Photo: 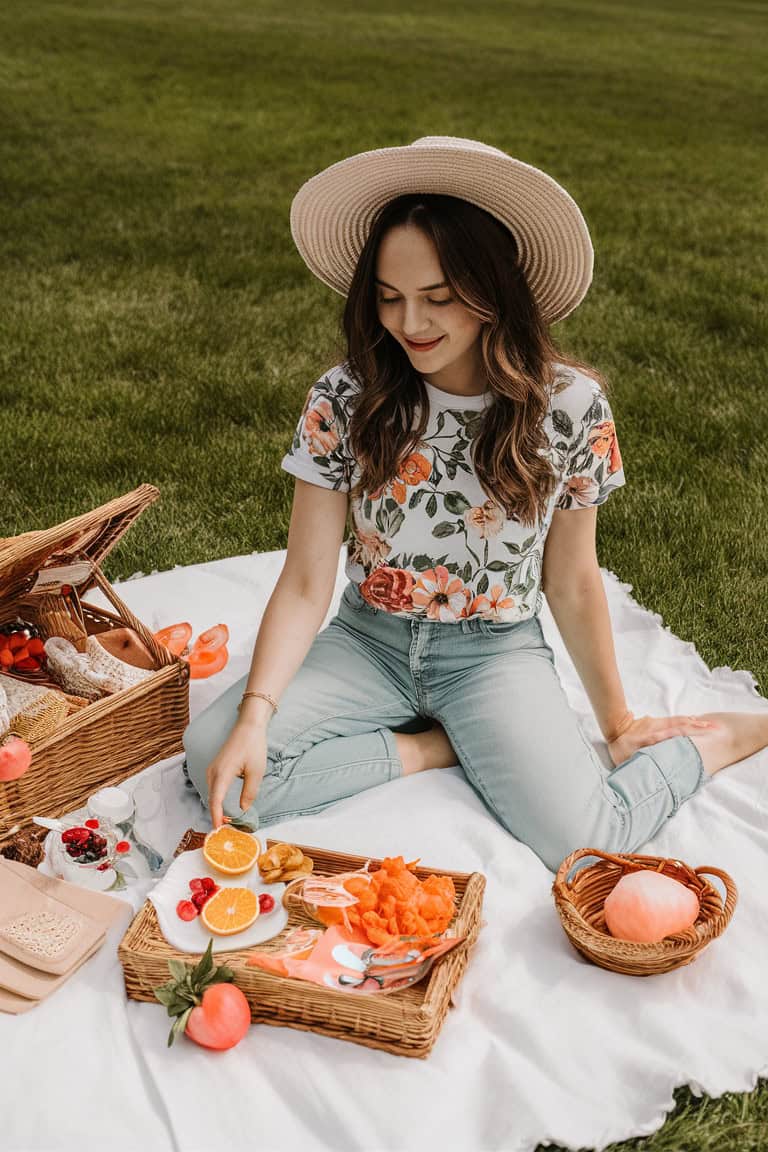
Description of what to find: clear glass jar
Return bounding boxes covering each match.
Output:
[49,818,120,891]
[88,783,166,877]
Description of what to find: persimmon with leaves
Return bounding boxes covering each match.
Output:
[153,939,251,1049]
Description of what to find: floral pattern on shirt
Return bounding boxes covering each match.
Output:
[281,362,626,623]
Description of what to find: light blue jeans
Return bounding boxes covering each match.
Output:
[182,580,707,872]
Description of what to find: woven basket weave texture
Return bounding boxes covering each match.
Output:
[0,486,189,843]
[119,832,486,1059]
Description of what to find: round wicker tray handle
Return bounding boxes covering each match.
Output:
[558,848,666,892]
[691,866,739,936]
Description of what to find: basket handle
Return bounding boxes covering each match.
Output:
[693,865,739,926]
[557,847,657,893]
[555,851,738,925]
[87,567,178,671]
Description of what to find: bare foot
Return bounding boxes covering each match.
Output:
[687,711,768,777]
[394,723,459,776]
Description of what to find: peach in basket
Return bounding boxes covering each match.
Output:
[603,869,700,943]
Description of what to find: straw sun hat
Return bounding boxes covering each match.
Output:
[290,135,594,325]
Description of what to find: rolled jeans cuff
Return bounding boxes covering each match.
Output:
[647,734,707,811]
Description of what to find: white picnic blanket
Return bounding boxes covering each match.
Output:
[2,546,767,1152]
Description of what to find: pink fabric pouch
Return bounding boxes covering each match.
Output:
[246,922,466,994]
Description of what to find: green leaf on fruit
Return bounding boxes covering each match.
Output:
[156,938,238,1050]
[153,984,179,1008]
[168,1006,193,1048]
[168,959,188,983]
[191,942,214,984]
[210,965,235,984]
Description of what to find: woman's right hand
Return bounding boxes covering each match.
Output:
[205,721,267,830]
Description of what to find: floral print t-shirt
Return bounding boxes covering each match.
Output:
[280,361,625,623]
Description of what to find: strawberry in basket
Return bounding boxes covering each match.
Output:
[0,622,47,674]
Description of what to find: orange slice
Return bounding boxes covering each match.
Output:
[203,827,261,875]
[201,887,259,935]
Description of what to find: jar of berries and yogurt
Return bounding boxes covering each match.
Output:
[49,818,121,891]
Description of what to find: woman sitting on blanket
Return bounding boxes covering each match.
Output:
[183,136,768,872]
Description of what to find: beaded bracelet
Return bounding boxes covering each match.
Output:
[237,690,279,715]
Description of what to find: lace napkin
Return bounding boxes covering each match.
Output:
[44,634,154,698]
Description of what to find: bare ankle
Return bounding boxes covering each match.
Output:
[394,731,420,776]
[394,723,458,776]
[688,711,768,777]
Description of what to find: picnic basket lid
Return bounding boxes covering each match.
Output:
[0,484,160,603]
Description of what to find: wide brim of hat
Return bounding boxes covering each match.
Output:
[290,141,594,325]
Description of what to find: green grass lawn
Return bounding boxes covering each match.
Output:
[1,1,766,1146]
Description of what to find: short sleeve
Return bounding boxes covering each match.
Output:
[280,365,359,492]
[549,371,626,510]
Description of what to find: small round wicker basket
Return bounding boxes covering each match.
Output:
[552,848,738,976]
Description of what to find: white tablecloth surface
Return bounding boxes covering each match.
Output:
[2,547,766,1152]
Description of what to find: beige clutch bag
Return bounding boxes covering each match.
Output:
[0,858,128,1013]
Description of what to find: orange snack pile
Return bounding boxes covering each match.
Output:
[315,856,456,948]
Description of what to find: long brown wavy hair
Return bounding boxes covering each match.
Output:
[325,193,609,529]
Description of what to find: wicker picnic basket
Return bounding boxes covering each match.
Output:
[118,831,486,1059]
[0,485,189,844]
[552,847,737,976]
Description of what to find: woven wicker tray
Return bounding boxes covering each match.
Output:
[118,830,486,1058]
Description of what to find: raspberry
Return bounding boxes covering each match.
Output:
[258,893,275,914]
[201,877,217,894]
[14,657,40,671]
[189,878,205,894]
[176,900,198,921]
[191,891,208,909]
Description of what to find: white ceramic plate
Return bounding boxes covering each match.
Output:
[148,848,288,954]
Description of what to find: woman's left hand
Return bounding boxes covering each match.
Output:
[607,713,721,768]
